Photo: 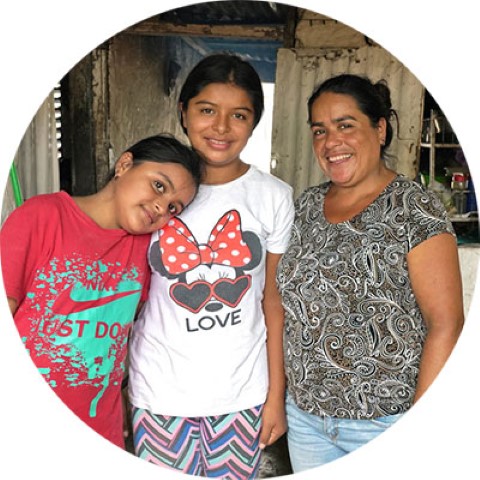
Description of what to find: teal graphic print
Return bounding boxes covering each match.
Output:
[21,255,142,417]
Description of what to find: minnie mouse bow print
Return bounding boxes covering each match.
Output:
[150,210,262,313]
[160,210,252,274]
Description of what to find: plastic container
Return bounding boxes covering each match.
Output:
[466,178,478,212]
[451,172,469,190]
[452,190,468,214]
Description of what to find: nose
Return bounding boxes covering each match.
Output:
[153,198,169,219]
[151,199,174,228]
[324,129,342,149]
[212,112,230,134]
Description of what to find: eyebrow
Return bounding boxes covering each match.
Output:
[311,114,357,128]
[193,99,254,114]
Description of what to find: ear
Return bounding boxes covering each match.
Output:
[179,102,187,130]
[377,117,387,141]
[114,152,134,178]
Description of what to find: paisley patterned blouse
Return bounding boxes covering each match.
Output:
[277,175,455,419]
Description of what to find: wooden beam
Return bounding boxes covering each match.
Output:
[124,20,284,40]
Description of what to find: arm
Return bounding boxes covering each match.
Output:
[1,199,41,315]
[135,300,145,317]
[8,297,18,315]
[122,299,146,438]
[259,252,287,449]
[407,233,464,403]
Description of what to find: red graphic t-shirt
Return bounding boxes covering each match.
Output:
[0,192,151,448]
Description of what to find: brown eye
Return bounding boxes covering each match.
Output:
[312,128,325,137]
[154,181,165,193]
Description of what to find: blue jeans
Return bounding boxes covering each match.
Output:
[286,394,403,472]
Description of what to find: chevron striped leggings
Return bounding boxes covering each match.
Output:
[131,405,263,478]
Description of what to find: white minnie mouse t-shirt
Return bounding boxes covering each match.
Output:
[128,166,294,417]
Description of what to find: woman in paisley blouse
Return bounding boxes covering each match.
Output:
[277,73,464,472]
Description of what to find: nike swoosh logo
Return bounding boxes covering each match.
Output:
[51,284,141,315]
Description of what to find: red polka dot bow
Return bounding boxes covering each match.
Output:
[159,210,252,275]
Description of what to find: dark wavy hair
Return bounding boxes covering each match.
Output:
[178,53,264,134]
[308,73,398,156]
[107,134,204,188]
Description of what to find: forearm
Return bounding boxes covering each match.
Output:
[261,271,288,447]
[7,297,18,315]
[407,233,465,403]
[259,252,290,447]
[414,320,463,403]
[262,252,287,401]
[265,310,286,401]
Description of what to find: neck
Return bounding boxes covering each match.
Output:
[324,168,397,224]
[329,167,396,200]
[202,161,250,185]
[73,183,117,229]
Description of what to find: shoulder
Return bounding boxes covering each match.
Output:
[297,182,328,203]
[390,175,435,197]
[249,167,293,195]
[390,175,446,210]
[23,191,70,208]
[1,192,71,243]
[6,192,68,221]
[388,176,453,239]
[391,175,424,192]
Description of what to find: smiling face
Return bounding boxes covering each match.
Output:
[113,155,197,234]
[180,82,255,170]
[310,92,387,188]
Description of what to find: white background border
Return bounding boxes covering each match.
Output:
[1,1,478,478]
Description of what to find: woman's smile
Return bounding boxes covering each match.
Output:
[326,153,352,163]
[311,92,386,187]
[205,137,232,150]
[182,82,254,169]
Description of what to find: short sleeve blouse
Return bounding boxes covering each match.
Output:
[277,175,455,419]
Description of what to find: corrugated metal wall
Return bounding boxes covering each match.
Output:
[271,46,425,198]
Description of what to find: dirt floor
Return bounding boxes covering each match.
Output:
[257,435,293,478]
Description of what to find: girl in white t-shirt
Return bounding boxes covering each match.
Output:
[128,53,294,478]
